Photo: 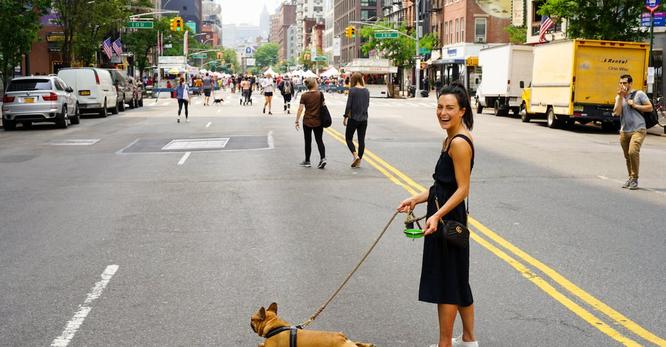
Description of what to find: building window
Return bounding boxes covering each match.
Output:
[448,21,453,44]
[361,9,376,20]
[460,17,464,42]
[474,17,487,43]
[361,0,377,6]
[455,18,459,43]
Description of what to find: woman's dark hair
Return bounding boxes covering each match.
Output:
[350,72,365,87]
[438,82,474,130]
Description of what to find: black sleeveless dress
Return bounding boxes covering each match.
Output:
[418,134,474,306]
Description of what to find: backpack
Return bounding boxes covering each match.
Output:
[283,81,292,94]
[630,91,658,129]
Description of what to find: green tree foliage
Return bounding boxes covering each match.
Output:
[254,43,279,69]
[124,17,173,78]
[359,21,437,68]
[0,0,49,88]
[539,0,646,41]
[505,25,527,44]
[223,48,239,73]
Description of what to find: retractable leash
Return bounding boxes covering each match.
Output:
[297,211,400,328]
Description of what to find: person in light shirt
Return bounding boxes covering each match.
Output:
[262,74,275,115]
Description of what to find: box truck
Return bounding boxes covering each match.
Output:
[520,39,649,131]
[476,44,534,116]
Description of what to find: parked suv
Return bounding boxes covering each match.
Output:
[106,69,133,111]
[57,67,118,117]
[2,76,79,130]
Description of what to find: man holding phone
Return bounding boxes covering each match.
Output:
[612,74,653,190]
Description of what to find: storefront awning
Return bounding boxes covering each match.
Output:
[431,58,465,65]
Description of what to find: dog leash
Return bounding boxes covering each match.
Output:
[297,211,400,328]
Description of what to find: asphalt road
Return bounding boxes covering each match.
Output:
[0,90,664,347]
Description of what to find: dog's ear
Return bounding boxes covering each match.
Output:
[267,302,278,314]
[258,307,266,320]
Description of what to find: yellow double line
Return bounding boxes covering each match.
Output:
[324,127,665,347]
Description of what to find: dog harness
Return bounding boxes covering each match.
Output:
[265,326,299,347]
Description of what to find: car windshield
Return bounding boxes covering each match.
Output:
[8,79,52,92]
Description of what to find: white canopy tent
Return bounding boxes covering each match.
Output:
[303,70,317,78]
[320,66,339,77]
[263,67,276,76]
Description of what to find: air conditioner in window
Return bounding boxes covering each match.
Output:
[475,36,486,43]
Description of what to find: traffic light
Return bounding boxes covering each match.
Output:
[171,17,184,32]
[344,26,356,38]
[350,27,356,38]
[216,51,223,60]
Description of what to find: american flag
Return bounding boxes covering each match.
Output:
[112,38,123,56]
[102,38,113,59]
[539,15,555,43]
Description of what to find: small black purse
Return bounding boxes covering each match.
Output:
[435,196,470,248]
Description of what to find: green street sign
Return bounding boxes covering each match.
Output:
[312,56,327,62]
[374,31,399,39]
[191,53,207,59]
[127,21,154,29]
[419,47,431,55]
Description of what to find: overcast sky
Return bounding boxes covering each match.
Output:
[218,0,282,26]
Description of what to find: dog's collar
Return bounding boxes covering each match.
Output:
[265,326,299,347]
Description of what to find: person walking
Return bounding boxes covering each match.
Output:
[278,78,294,114]
[241,77,252,105]
[397,82,477,347]
[175,77,190,123]
[202,72,213,106]
[262,74,275,115]
[612,74,652,190]
[343,72,370,168]
[295,77,326,169]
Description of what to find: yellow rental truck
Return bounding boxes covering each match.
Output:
[521,39,649,131]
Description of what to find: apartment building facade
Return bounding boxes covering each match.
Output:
[334,0,383,65]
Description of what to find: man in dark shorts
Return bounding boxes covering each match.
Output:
[202,73,213,106]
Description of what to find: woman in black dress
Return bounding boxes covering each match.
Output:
[397,82,477,347]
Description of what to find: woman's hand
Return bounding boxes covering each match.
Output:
[294,121,300,130]
[397,197,417,213]
[423,213,442,236]
[343,117,348,126]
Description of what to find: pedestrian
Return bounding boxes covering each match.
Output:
[343,72,370,168]
[175,77,190,123]
[262,74,275,115]
[241,77,252,105]
[396,82,477,347]
[612,74,653,190]
[202,72,213,106]
[278,77,294,114]
[294,77,326,169]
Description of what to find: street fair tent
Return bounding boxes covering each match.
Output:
[320,66,339,77]
[303,70,317,78]
[263,67,276,76]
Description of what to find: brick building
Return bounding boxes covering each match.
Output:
[334,0,384,64]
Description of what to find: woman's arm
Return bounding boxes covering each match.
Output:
[295,104,305,129]
[344,88,353,117]
[423,138,472,235]
[397,189,429,213]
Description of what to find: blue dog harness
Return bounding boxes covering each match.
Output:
[265,326,300,347]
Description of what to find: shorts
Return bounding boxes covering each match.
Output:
[264,92,273,97]
[203,89,211,97]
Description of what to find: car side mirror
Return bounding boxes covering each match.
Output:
[65,87,73,93]
[519,81,524,89]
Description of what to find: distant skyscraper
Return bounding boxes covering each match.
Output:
[259,4,270,39]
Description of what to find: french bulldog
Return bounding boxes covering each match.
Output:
[251,303,374,347]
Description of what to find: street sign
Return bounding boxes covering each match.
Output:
[312,56,327,62]
[419,47,431,55]
[191,53,207,59]
[127,21,153,29]
[246,58,255,66]
[645,0,660,7]
[642,12,666,26]
[374,31,399,39]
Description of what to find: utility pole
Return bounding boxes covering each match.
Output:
[415,0,420,97]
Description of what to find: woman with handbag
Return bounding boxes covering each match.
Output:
[295,78,327,169]
[397,82,477,347]
[343,72,370,168]
[175,77,190,123]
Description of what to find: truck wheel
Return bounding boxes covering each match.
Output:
[477,104,483,114]
[3,119,16,131]
[512,107,520,117]
[546,108,561,129]
[601,121,619,133]
[520,103,531,123]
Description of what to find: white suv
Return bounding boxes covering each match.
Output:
[57,68,118,117]
[2,76,79,130]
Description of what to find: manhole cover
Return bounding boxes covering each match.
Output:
[162,138,230,150]
[48,139,100,146]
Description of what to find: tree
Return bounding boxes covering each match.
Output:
[223,48,239,73]
[254,43,279,69]
[539,0,646,41]
[505,25,527,44]
[0,0,49,88]
[124,17,173,78]
[359,21,437,69]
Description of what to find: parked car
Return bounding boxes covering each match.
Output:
[106,69,133,111]
[57,67,118,117]
[127,77,143,108]
[2,75,79,130]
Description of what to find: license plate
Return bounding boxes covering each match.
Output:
[24,97,34,103]
[573,105,584,112]
[79,90,91,96]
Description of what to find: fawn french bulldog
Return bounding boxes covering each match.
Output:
[251,303,374,347]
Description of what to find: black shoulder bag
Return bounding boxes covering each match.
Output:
[319,92,332,128]
[630,91,659,129]
[435,196,470,248]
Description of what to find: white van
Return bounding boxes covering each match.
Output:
[57,68,118,117]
